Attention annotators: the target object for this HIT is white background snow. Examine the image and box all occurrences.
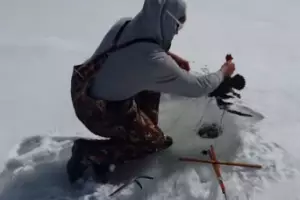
[0,0,300,199]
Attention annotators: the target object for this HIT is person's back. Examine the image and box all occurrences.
[88,0,227,101]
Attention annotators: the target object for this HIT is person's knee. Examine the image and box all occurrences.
[162,135,173,148]
[151,135,173,149]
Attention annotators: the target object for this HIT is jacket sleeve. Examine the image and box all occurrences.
[145,51,224,97]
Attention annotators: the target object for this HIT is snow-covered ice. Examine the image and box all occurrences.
[1,0,300,199]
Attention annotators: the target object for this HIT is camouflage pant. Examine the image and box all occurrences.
[70,64,172,165]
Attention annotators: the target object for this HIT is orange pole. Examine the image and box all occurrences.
[178,157,262,169]
[209,145,227,199]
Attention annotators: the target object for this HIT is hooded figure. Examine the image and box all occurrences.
[67,0,226,184]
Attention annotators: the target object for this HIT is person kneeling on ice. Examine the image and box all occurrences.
[68,0,235,183]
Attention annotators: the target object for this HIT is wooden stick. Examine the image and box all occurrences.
[179,157,262,169]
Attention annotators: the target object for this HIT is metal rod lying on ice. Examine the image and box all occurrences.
[109,175,154,197]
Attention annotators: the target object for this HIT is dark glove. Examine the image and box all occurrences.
[209,74,246,99]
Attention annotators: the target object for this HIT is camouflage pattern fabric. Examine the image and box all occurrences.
[70,62,172,165]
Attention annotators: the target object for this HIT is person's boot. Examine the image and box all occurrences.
[66,139,89,183]
[67,138,120,184]
[88,156,116,183]
[163,136,173,148]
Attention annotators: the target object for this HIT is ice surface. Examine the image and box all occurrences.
[1,0,300,199]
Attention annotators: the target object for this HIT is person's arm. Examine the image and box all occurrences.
[146,52,225,97]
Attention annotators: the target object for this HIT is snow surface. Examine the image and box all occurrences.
[1,0,300,199]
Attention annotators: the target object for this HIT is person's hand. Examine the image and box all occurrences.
[220,61,235,77]
[234,92,241,98]
[220,54,235,77]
